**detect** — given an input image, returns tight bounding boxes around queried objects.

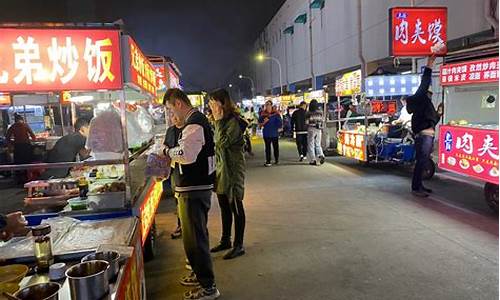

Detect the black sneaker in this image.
[183,286,220,300]
[299,155,304,162]
[180,272,200,287]
[210,242,231,253]
[274,160,279,165]
[223,245,245,260]
[264,162,272,167]
[412,190,429,198]
[319,156,325,165]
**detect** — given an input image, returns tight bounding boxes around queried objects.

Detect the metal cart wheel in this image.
[422,158,435,180]
[143,220,157,262]
[484,183,499,214]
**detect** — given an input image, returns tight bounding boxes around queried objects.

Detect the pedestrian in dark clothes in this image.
[291,101,308,161]
[259,100,282,167]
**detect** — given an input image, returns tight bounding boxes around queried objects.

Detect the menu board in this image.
[337,130,366,161]
[440,57,499,86]
[336,70,361,96]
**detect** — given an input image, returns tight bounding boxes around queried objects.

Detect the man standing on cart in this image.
[407,55,440,197]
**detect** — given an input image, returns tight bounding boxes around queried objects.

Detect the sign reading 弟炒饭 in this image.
[440,57,499,86]
[389,7,447,56]
[0,28,123,92]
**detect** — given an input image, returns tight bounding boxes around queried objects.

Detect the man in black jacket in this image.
[163,88,220,300]
[291,101,308,161]
[406,55,440,197]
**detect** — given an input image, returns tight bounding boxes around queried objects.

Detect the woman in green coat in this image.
[208,89,247,260]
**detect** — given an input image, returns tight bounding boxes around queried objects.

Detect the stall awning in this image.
[310,0,325,9]
[283,26,294,35]
[294,13,307,24]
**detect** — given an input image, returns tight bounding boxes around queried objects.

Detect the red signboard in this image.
[389,7,447,56]
[337,130,367,161]
[153,64,167,91]
[439,125,499,184]
[124,36,157,97]
[371,100,397,115]
[440,57,499,86]
[0,28,123,92]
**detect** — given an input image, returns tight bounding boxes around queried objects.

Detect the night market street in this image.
[146,139,498,300]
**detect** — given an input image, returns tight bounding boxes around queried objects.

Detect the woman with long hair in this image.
[208,89,247,259]
[306,99,325,165]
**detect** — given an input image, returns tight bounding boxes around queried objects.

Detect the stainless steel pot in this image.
[14,282,61,300]
[65,260,109,300]
[81,251,120,281]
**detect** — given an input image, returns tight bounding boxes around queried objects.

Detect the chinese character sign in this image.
[336,70,361,96]
[439,125,499,184]
[440,57,499,86]
[124,37,157,97]
[337,131,366,161]
[0,28,123,92]
[389,7,447,56]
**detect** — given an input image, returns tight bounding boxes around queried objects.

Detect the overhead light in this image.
[239,74,243,79]
[70,95,94,103]
[308,88,313,91]
[401,71,412,75]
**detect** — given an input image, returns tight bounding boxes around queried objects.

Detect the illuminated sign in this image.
[366,75,421,97]
[188,94,204,107]
[168,67,180,89]
[389,7,447,56]
[139,181,163,244]
[370,100,397,115]
[123,36,157,97]
[337,130,366,161]
[0,28,123,92]
[440,57,499,86]
[438,125,499,184]
[336,70,361,96]
[0,93,11,106]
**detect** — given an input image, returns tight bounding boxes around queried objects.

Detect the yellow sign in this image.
[139,181,163,244]
[336,70,362,96]
[337,130,366,161]
[188,94,204,108]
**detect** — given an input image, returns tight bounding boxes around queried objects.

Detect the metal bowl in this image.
[81,251,120,281]
[14,282,60,300]
[66,260,109,300]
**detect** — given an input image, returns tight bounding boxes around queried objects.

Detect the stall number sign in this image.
[389,7,447,56]
[337,131,366,161]
[371,100,397,115]
[438,125,499,184]
[440,57,499,86]
[0,28,123,92]
[139,181,163,245]
[128,37,157,97]
[336,70,361,96]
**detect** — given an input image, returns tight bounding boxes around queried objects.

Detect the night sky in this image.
[0,0,285,91]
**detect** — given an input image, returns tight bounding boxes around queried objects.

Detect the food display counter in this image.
[0,24,170,299]
[438,50,499,212]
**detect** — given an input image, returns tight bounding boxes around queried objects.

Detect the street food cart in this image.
[0,24,168,299]
[438,48,499,212]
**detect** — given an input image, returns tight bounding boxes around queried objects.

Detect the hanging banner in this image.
[335,70,361,97]
[0,28,123,92]
[122,36,157,98]
[439,125,499,184]
[440,57,499,86]
[389,7,447,56]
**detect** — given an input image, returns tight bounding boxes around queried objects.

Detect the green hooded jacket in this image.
[214,116,246,201]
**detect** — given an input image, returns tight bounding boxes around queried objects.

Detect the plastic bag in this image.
[86,109,124,153]
[145,153,171,178]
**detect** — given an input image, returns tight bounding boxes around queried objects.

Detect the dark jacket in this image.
[406,67,440,134]
[214,116,245,201]
[164,126,182,148]
[259,112,282,138]
[291,108,307,133]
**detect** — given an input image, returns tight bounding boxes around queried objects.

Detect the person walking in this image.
[291,101,308,161]
[163,88,220,300]
[208,89,247,260]
[406,55,439,198]
[306,99,325,166]
[259,100,282,167]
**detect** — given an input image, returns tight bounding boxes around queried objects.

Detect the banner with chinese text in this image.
[122,36,157,98]
[440,57,499,86]
[0,28,123,92]
[335,70,361,97]
[389,7,447,56]
[439,125,499,184]
[337,130,367,161]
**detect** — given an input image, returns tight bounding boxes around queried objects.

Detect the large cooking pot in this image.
[14,282,60,300]
[65,260,109,300]
[81,251,120,281]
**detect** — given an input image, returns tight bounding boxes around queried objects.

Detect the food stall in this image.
[438,48,499,212]
[187,91,206,111]
[0,24,167,299]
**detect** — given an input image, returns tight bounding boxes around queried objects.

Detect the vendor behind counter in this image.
[41,118,91,179]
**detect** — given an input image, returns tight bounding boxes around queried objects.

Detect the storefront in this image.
[0,24,166,299]
[438,48,499,212]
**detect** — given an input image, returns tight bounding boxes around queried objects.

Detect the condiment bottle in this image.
[32,224,54,273]
[78,177,89,199]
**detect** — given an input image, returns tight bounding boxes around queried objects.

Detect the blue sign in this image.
[444,131,453,152]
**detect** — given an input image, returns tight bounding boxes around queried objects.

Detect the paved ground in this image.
[145,138,498,300]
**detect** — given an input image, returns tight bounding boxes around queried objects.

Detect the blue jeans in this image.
[412,135,434,191]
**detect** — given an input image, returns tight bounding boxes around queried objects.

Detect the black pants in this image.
[412,135,434,191]
[177,191,215,288]
[295,133,308,157]
[264,137,279,163]
[217,194,246,247]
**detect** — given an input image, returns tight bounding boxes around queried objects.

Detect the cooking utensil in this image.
[81,251,120,281]
[65,260,109,300]
[14,282,60,300]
